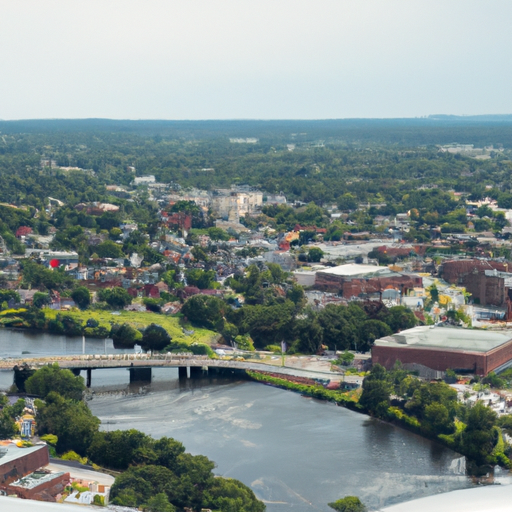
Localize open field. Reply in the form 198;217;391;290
43;309;219;346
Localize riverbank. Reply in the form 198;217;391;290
1;308;218;345
88;374;471;511
245;368;511;477
246;369;360;407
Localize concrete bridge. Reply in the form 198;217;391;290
1;353;285;387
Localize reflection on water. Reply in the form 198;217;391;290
0;330;474;511
0;328;133;358
89;374;472;512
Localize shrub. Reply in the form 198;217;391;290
235;335;255;351
93;494;105;506
63;451;88;465
328;496;367;512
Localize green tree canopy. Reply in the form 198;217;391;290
36;392;100;454
0;410;18;440
141;324;171;352
25;363;85;401
71;286;91;309
308;247;324;262
328;496;367;512
181;295;227;330
143;493;175;512
98;287;133;309
33;292;51;308
111;323;143;348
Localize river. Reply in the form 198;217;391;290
0;329;479;511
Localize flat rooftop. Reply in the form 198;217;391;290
316;263;395;278
375;326;512;353
10;471;66;490
0;444;47;466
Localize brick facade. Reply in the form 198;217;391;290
315;272;422;298
5;472;70;501
372;338;512;376
441;259;510;306
164;212;192;231
0;445;49;486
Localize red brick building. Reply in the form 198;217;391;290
440;259;511;307
0;444;49;487
162;212;192;231
6;470;70;501
315;263;422;298
372;326;512;376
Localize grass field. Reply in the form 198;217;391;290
43;308;219;345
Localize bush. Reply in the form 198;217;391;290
62;451;88;465
84;326;110;338
93;494;105;506
165;341;215;358
328;496;367;512
235;335;255;351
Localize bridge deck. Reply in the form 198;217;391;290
0;353;259;371
0;354;343;382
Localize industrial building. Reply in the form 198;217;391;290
0;443;70;501
0;443;49;486
314;263;422;299
440;259;512;307
372;326;512;376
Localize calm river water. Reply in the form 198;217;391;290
0;329;475;511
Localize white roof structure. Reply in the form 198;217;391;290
375;326;512;353
0;497;105;511
380;483;512;512
317;263;391;277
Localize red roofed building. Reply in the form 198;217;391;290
162;212;192;231
144;284;160;298
16;226;33;238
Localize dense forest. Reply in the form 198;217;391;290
1;117;512;210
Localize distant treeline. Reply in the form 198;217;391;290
3;117;512;146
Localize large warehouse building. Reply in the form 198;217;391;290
314;263;422;298
372;326;512;376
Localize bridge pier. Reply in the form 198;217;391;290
178;366;187;379
86;368;92;388
71;369;81;377
190;366;202;378
129;367;152;383
13;364;36;393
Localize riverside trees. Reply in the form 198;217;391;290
358;364;512;472
23;364;266;512
25;363;85;400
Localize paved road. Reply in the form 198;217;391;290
45;462;115;486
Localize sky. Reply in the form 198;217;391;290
1;0;511;120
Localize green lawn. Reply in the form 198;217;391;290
44;309;218;345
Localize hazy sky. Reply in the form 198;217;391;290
1;1;511;120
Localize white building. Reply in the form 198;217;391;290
133;175;156;185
